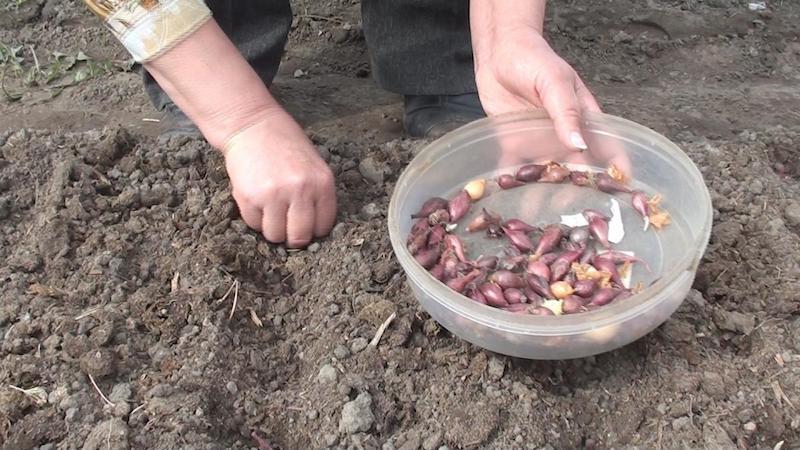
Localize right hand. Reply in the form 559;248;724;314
222;111;337;248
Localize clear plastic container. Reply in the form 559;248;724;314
388;111;712;359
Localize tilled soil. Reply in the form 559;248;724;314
1;0;799;449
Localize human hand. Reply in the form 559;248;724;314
223;111;337;248
474;28;600;151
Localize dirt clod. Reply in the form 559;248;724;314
79;349;117;379
339;392;374;434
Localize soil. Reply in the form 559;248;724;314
1;0;800;449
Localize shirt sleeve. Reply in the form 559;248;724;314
82;0;212;63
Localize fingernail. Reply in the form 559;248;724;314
570;131;588;150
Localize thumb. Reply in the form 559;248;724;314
537;71;587;152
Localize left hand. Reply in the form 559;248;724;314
473;27;600;151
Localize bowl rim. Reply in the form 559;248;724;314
388;110;713;336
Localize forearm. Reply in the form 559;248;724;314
144;20;281;149
470;1;547;66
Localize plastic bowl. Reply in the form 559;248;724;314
388;111;712;360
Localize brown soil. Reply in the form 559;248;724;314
1;1;800;449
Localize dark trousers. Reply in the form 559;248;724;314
144;0;477;110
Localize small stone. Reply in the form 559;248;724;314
350;337;369;354
39;444;55;450
307;242;320;253
784;202;800;226
713;310;755;335
82;418;128;450
487;356;505;381
422;431;443;450
307;409;318;420
612;30;634;43
437;447;450;450
333;345;350;360
737;408;754;423
332;28;349;44
703;421;736;450
686;289;707;309
79;349;116;378
338;392;374;434
358;157;387;184
656;403;667;415
701;371;726;399
382;443;396;450
743;421;757;432
317;364;338;384
672;416;692;431
361;202;382;219
331;222;348;240
293;69;305;78
747;179;764;195
65;407;80;422
8;249;43;273
226;381;238;395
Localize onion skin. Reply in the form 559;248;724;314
414;247;440;269
498;174;525;190
539;163;571;183
429;264;445;281
428;209;451;225
573;279;597;297
589;287;622;306
479;282;509;307
467;287;487;305
474;255;498;270
427;224;446;248
592;256;623;286
531;306;555;316
503;228;535;252
503;218;537;233
595;251;652;272
526;274;554;298
489;270;526;289
579;247;596;265
515;164;547;182
498;255;526;271
562;295;587;314
582;209;609;222
539;252;560;266
569;227;590;245
445;234;468;263
407;228;430;255
448;190;472;222
631;190;649;218
466;208;502;233
595;173;632;194
534;225;564;257
569;171;591;187
486;223;503;238
550;281;574;299
588;216;611;248
549;250;583;282
502;303;531;313
446;269;482;294
411;197;448;219
526;260;551;280
503;288;527;304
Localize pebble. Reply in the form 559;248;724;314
338;392;374;434
358;157;387;184
487;356;505;381
226;381;238;395
79;349;116;378
701;371;726;399
350;337;369;353
361;202;382;219
307;409;318;420
331;222;348;240
713;310;755;335
82;418;128;450
747;179;764;194
65;407;80;422
317;364;339;384
333;345;350;360
743;421;757;432
784;202;800;226
307;242;320;253
422;431;443;450
672;416;692;431
293;69;305;78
